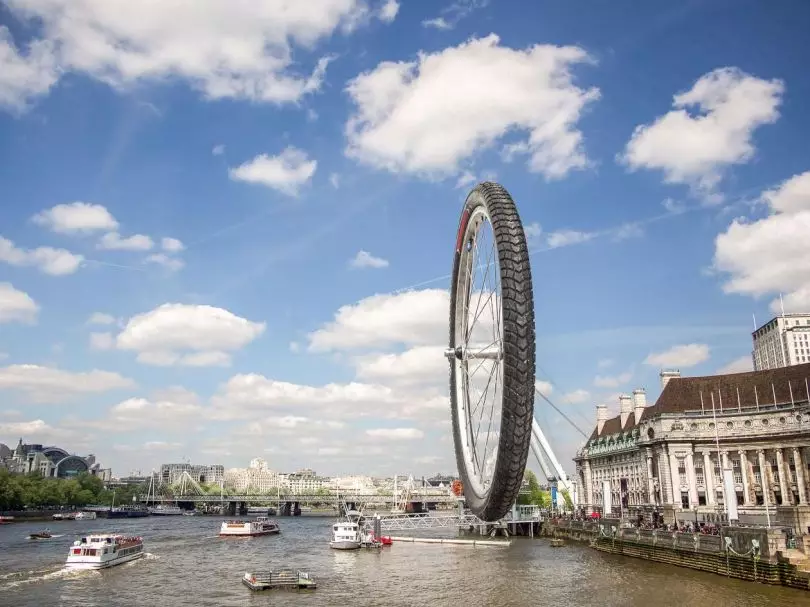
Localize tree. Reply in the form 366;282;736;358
518;470;550;508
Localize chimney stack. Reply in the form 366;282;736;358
619;394;633;427
660;369;681;390
632;388;646;423
596;404;608;435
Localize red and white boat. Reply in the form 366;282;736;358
219;516;280;537
0;515;14;524
65;534;144;570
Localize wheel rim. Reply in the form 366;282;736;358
450;203;504;500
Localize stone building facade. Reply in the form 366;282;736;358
575;364;810;532
0;439;111;480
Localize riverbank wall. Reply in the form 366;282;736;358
543;519;810;591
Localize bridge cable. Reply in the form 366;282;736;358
534;384;589;439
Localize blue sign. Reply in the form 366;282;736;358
551;485;557;505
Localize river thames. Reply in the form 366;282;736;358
0;515;806;606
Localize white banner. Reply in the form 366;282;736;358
602;480;612;515
722;468;738;521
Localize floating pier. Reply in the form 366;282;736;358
389;536;511;548
242;571;317;591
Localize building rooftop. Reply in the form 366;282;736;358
588;362;810;440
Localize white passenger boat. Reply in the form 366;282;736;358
330;510;362;550
75;511;97;520
219;516;280;537
65;534;144;570
149;504;184;516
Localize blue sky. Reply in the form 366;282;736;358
1;0;809;479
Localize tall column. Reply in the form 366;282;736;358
646;450;656;505
757;449;771;504
703;451;715;505
583;460;593;510
668;448;681;508
793;448;807;505
685;452;698;507
776;449;789;505
738;450;751;506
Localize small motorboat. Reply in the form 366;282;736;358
29;530;53;539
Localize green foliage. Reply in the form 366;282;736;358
517;470;551;508
0;469;142;510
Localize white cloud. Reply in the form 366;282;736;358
1;0;376;110
98;232;154;251
329;173;340;189
562;389;591;404
308;289;447;352
87;312;115;325
161;237;185;253
546;230;594;249
0;26;58;112
145;253;185;271
31;202;118;234
644;343;710;368
229;147;317;196
621;67;784;198
612;222;644;242
0;282;39;324
355;346;446;386
378;0;399;23
350;250;389;269
212;144;225;156
0;364;135;403
87;392;203;431
422;0;488;31
365;427;423;440
89;332;114;350
716;356;753;375
208;373;400;421
593;371;632;388
597;358;614;369
524;222;543;244
344;34;599;180
535;379;553;396
115;303;266;367
0;419;72;442
714;171;810;313
0;236;84;275
455;171;477;190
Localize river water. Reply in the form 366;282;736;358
0;515;806;607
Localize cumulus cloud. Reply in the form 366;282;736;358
644;343;710;368
0;26;59;112
378;0;400;23
350;250;389;269
714;171;810;313
344;34;599;180
593;371;632;389
115;303;265;367
308;289;448;352
0;236;83;275
145;253;185;272
0;0;377;111
0;364;135;403
0;283;39;324
546;230;594;249
621;67;784;199
161;237;185;253
32;202;119;234
229;147;317;196
98;232;154;251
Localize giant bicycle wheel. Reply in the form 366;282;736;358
446;182;535;522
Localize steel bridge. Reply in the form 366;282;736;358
137;493;459;505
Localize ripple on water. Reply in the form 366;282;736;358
0;516;807;606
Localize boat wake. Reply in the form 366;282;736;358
0;566;98;591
